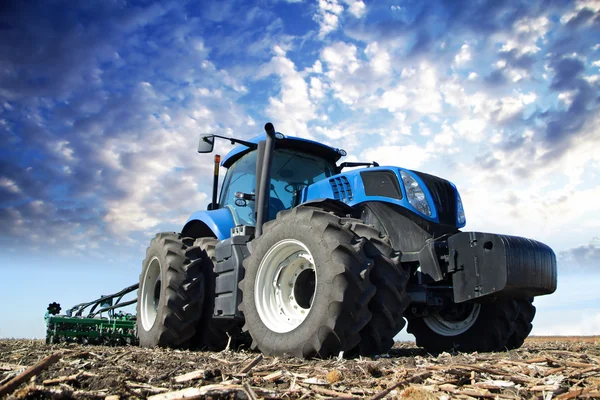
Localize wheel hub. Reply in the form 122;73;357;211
255;239;317;333
140;256;161;331
424;303;481;336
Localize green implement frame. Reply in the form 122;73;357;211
45;284;139;346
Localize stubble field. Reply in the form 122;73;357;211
1;337;599;399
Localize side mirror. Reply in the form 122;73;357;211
198;134;215;153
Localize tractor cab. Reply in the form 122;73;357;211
220;147;336;225
218;136;343;226
198;128;346;230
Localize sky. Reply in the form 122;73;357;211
0;0;599;340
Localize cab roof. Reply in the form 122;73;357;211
221;134;344;168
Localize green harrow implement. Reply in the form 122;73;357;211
45;284;139;346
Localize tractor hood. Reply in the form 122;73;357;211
221;134;345;168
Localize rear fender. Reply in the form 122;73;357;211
182;208;236;240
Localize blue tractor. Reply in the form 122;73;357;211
136;123;557;358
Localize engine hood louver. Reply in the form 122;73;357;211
329;176;353;202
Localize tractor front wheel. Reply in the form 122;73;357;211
239;207;375;358
406;300;519;353
137;233;205;348
506;298;536;349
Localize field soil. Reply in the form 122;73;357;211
1;337;599;399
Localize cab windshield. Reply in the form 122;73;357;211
220;149;336;225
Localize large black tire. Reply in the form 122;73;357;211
190;237;238;350
342;219;411;356
506;298;536;350
239;207;376;358
406;300;519;353
137;233;205;348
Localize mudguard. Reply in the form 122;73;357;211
182;207;236;240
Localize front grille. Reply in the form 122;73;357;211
329;176;353;202
360;170;403;200
411;170;457;226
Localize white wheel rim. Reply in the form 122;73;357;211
424;303;481;336
140;256;161;331
254;239;317;333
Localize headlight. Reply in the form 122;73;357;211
456;192;466;225
400;171;432;217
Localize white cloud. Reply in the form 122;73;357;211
314;0;366;37
378;63;443;115
330;81;361;105
261;49;316;137
452;118;487;142
315;0;343;37
414;67;443;114
561;0;600;25
312;125;348;139
502;16;550;55
306;60;323;74
379;86;409;112
0;177;21;194
433;123;456;147
344;0;366;18
365;42;391;75
273;44;286;57
320;42;366;105
321;42;360;75
102;124;214;234
418;123;431;137
449;124;600;250
52;140;76;161
494;92;535;121
454;44;472;66
361;144;432;170
558;90;576;107
309;77;325;99
401;68;415;78
319;0;344;14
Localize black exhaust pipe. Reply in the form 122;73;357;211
255;122;276;237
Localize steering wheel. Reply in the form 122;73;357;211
285;182;308;193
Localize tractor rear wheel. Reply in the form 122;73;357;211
506;298;536;349
190;237;240;350
137;233;205;348
406;300;519;353
342;219;411;356
239;207;375;358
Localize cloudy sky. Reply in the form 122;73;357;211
1;0;599;339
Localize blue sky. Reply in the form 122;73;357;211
1;0;599;339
